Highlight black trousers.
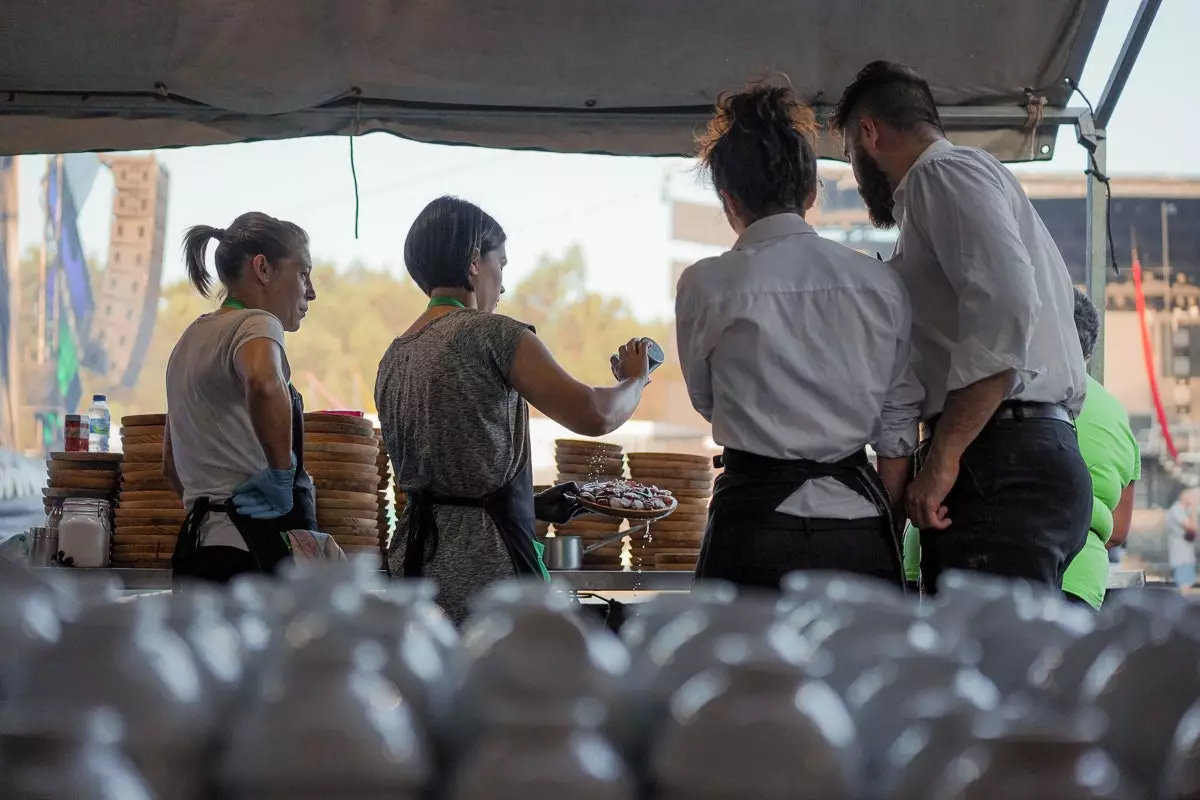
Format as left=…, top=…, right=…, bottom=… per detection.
left=184, top=545, right=258, bottom=584
left=919, top=417, right=1091, bottom=593
left=697, top=513, right=899, bottom=592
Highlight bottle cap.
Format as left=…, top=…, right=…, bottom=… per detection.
left=92, top=394, right=106, bottom=402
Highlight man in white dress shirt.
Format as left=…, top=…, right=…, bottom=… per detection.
left=832, top=61, right=1091, bottom=592
left=676, top=82, right=924, bottom=590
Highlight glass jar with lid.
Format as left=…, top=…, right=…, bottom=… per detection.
left=56, top=499, right=112, bottom=568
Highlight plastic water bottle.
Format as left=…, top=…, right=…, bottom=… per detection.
left=87, top=394, right=111, bottom=453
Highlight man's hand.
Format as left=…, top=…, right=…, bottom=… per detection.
left=906, top=453, right=958, bottom=530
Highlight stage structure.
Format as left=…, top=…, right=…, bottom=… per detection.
left=25, top=154, right=167, bottom=452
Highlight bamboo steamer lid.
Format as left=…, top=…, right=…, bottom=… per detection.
left=120, top=425, right=166, bottom=439
left=303, top=412, right=374, bottom=435
left=118, top=490, right=181, bottom=504
left=49, top=452, right=123, bottom=464
left=47, top=459, right=120, bottom=474
left=306, top=462, right=379, bottom=478
left=111, top=525, right=180, bottom=537
left=317, top=517, right=379, bottom=534
left=117, top=499, right=185, bottom=510
left=313, top=476, right=381, bottom=494
left=121, top=434, right=163, bottom=446
left=304, top=442, right=379, bottom=461
left=555, top=438, right=623, bottom=453
left=48, top=472, right=119, bottom=491
left=43, top=487, right=112, bottom=500
left=122, top=414, right=167, bottom=427
left=315, top=489, right=381, bottom=505
left=304, top=432, right=380, bottom=448
left=109, top=533, right=178, bottom=545
left=120, top=479, right=175, bottom=492
left=114, top=507, right=187, bottom=520
left=315, top=497, right=379, bottom=512
left=627, top=452, right=712, bottom=466
left=303, top=419, right=376, bottom=436
left=628, top=466, right=714, bottom=482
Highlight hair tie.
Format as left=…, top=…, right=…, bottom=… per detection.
left=212, top=228, right=227, bottom=243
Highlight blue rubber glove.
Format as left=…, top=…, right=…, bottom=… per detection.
left=231, top=457, right=296, bottom=520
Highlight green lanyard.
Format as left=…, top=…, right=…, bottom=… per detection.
left=427, top=296, right=466, bottom=310
left=222, top=298, right=247, bottom=310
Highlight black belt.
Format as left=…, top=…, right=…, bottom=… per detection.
left=924, top=400, right=1073, bottom=439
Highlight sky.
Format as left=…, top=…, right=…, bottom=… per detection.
left=14, top=0, right=1196, bottom=322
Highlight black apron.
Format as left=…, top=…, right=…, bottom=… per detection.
left=399, top=421, right=546, bottom=581
left=171, top=384, right=318, bottom=581
left=697, top=448, right=905, bottom=589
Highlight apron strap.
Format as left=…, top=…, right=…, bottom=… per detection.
left=718, top=448, right=906, bottom=592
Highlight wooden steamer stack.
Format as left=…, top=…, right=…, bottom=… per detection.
left=44, top=452, right=122, bottom=522
left=375, top=428, right=391, bottom=560
left=303, top=413, right=383, bottom=565
left=553, top=439, right=626, bottom=570
left=113, top=414, right=184, bottom=568
left=627, top=453, right=713, bottom=571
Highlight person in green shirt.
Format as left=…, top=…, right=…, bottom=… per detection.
left=1062, top=289, right=1140, bottom=608
left=902, top=290, right=1139, bottom=609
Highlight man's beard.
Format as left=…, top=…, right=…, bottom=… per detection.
left=855, top=145, right=897, bottom=229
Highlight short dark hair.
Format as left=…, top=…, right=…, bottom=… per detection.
left=831, top=61, right=945, bottom=136
left=1073, top=288, right=1100, bottom=360
left=404, top=196, right=506, bottom=295
left=182, top=212, right=309, bottom=299
left=696, top=81, right=819, bottom=222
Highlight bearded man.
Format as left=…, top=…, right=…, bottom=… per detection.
left=832, top=60, right=1090, bottom=592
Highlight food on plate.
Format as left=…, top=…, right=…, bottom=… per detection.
left=576, top=478, right=674, bottom=511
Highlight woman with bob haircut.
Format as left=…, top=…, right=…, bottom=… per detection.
left=376, top=196, right=650, bottom=622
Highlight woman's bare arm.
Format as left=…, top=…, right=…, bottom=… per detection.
left=509, top=331, right=647, bottom=437
left=233, top=338, right=293, bottom=470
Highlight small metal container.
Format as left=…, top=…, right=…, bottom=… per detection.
left=27, top=526, right=58, bottom=568
left=611, top=337, right=666, bottom=382
left=541, top=523, right=650, bottom=571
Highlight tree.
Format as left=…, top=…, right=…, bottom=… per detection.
left=504, top=244, right=679, bottom=389
left=22, top=244, right=681, bottom=423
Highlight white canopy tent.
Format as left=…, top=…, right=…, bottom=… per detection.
left=0, top=0, right=1162, bottom=372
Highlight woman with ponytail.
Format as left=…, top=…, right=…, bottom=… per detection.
left=164, top=212, right=338, bottom=583
left=677, top=81, right=923, bottom=590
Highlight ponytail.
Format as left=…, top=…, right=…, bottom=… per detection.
left=182, top=225, right=224, bottom=298
left=179, top=213, right=309, bottom=299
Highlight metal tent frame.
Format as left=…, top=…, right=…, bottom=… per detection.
left=0, top=0, right=1163, bottom=378
left=1079, top=0, right=1162, bottom=380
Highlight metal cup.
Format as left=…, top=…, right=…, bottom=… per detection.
left=612, top=336, right=666, bottom=382
left=27, top=526, right=58, bottom=568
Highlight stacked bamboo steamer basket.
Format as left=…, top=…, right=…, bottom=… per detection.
left=44, top=452, right=122, bottom=519
left=552, top=439, right=626, bottom=570
left=303, top=413, right=383, bottom=565
left=374, top=427, right=391, bottom=558
left=627, top=452, right=713, bottom=571
left=113, top=414, right=183, bottom=568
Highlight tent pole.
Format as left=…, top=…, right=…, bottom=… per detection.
left=1096, top=0, right=1162, bottom=129
left=1084, top=124, right=1108, bottom=383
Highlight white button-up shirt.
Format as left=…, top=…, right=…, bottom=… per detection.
left=676, top=213, right=923, bottom=519
left=890, top=139, right=1087, bottom=418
